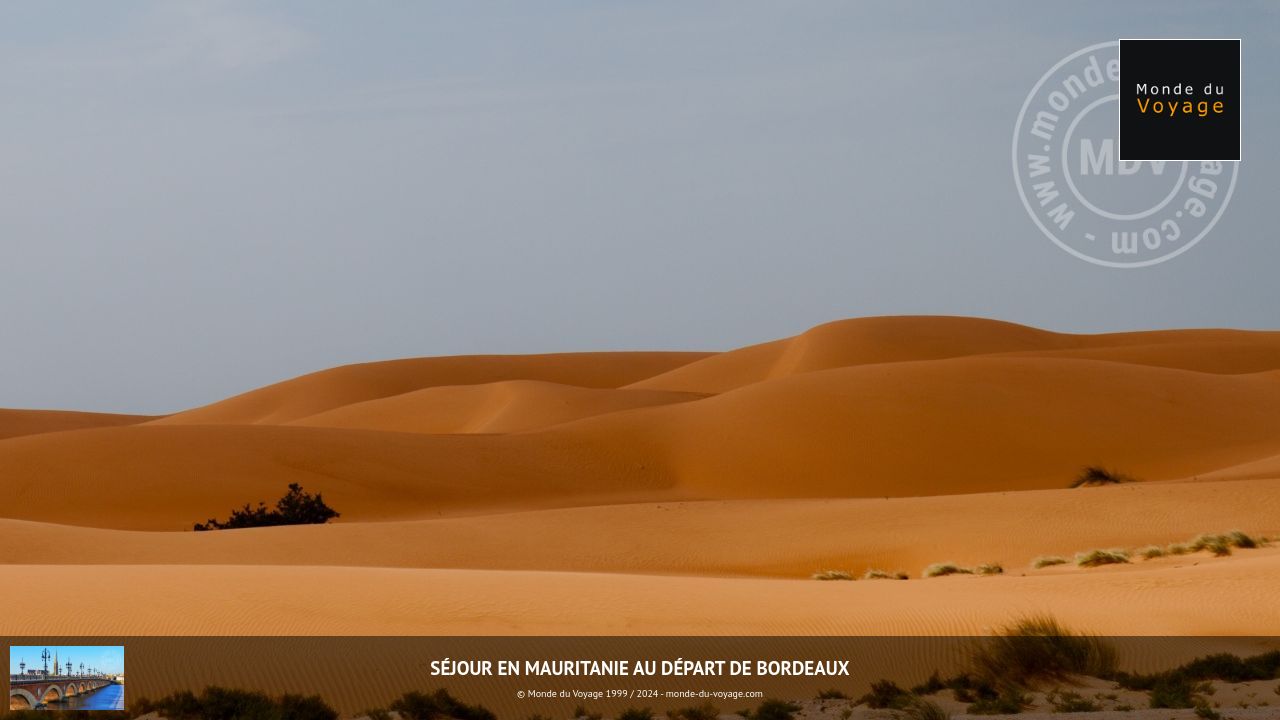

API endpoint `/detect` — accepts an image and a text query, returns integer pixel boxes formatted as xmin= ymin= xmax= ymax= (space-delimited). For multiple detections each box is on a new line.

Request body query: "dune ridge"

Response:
xmin=3 ymin=316 xmax=1280 ymax=637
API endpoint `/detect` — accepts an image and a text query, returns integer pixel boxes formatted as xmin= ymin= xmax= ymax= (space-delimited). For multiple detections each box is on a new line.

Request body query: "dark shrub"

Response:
xmin=391 ymin=689 xmax=496 ymax=720
xmin=970 ymin=615 xmax=1117 ymax=686
xmin=195 ymin=483 xmax=339 ymax=531
xmin=751 ymin=699 xmax=801 ymax=720
xmin=857 ymin=679 xmax=912 ymax=709
xmin=1071 ymin=466 xmax=1134 ymax=487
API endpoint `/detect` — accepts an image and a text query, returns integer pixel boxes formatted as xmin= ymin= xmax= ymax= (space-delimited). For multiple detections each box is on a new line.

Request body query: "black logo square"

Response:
xmin=1119 ymin=39 xmax=1240 ymax=161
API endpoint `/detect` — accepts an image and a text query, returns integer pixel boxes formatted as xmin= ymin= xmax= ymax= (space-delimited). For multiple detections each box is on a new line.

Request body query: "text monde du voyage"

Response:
xmin=430 ymin=659 xmax=851 ymax=677
xmin=1134 ymin=82 xmax=1229 ymax=118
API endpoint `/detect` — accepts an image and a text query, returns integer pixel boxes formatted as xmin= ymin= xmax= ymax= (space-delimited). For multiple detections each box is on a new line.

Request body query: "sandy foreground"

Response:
xmin=2 ymin=316 xmax=1279 ymax=638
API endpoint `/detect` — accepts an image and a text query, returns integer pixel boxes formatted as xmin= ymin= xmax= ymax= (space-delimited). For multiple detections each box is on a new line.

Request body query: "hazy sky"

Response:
xmin=3 ymin=1 xmax=1277 ymax=414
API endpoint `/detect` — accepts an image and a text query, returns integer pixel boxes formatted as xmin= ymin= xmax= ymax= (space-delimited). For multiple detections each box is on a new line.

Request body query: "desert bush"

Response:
xmin=1031 ymin=555 xmax=1068 ymax=569
xmin=574 ymin=705 xmax=603 ymax=720
xmin=1226 ymin=529 xmax=1260 ymax=548
xmin=970 ymin=615 xmax=1117 ymax=687
xmin=857 ymin=679 xmax=912 ymax=709
xmin=617 ymin=707 xmax=654 ymax=720
xmin=903 ymin=698 xmax=952 ymax=720
xmin=194 ymin=483 xmax=340 ymax=531
xmin=862 ymin=568 xmax=909 ymax=580
xmin=1139 ymin=544 xmax=1166 ymax=559
xmin=815 ymin=689 xmax=848 ymax=699
xmin=910 ymin=671 xmax=947 ymax=696
xmin=811 ymin=569 xmax=853 ymax=580
xmin=1148 ymin=675 xmax=1198 ymax=709
xmin=965 ymin=688 xmax=1028 ymax=715
xmin=392 ymin=690 xmax=495 ymax=720
xmin=1075 ymin=548 xmax=1130 ymax=567
xmin=750 ymin=699 xmax=800 ymax=720
xmin=1167 ymin=542 xmax=1193 ymax=555
xmin=1046 ymin=689 xmax=1101 ymax=712
xmin=1071 ymin=466 xmax=1133 ymax=488
xmin=128 ymin=686 xmax=338 ymax=720
xmin=1190 ymin=534 xmax=1233 ymax=556
xmin=923 ymin=562 xmax=973 ymax=578
xmin=1195 ymin=704 xmax=1223 ymax=719
xmin=975 ymin=562 xmax=1004 ymax=576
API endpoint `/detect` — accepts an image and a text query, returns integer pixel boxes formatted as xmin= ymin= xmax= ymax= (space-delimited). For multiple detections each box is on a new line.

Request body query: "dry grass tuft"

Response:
xmin=1075 ymin=548 xmax=1130 ymax=568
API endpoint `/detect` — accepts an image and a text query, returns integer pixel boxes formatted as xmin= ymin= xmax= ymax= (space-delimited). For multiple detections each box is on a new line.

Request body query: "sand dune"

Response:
xmin=0 ymin=408 xmax=152 ymax=441
xmin=3 ymin=478 xmax=1277 ymax=578
xmin=290 ymin=380 xmax=705 ymax=434
xmin=5 ymin=357 xmax=1280 ymax=530
xmin=4 ymin=316 xmax=1280 ymax=640
xmin=151 ymin=351 xmax=710 ymax=425
xmin=3 ymin=553 xmax=1279 ymax=636
xmin=629 ymin=316 xmax=1280 ymax=393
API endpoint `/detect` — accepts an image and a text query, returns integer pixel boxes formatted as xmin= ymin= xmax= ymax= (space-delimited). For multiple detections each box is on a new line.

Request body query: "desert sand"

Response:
xmin=3 ymin=316 xmax=1280 ymax=639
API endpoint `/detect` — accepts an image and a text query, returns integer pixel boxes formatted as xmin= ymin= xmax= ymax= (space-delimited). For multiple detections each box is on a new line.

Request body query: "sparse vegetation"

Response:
xmin=1139 ymin=544 xmax=1166 ymax=559
xmin=131 ymin=686 xmax=339 ymax=720
xmin=194 ymin=483 xmax=340 ymax=531
xmin=1190 ymin=533 xmax=1233 ymax=556
xmin=862 ymin=568 xmax=909 ymax=580
xmin=975 ymin=562 xmax=1004 ymax=576
xmin=965 ymin=688 xmax=1028 ymax=715
xmin=1046 ymin=689 xmax=1102 ymax=712
xmin=392 ymin=690 xmax=496 ymax=720
xmin=815 ymin=689 xmax=848 ymax=700
xmin=1031 ymin=555 xmax=1068 ymax=569
xmin=1070 ymin=465 xmax=1134 ymax=488
xmin=1075 ymin=548 xmax=1130 ymax=567
xmin=923 ymin=562 xmax=973 ymax=578
xmin=749 ymin=700 xmax=800 ymax=720
xmin=970 ymin=615 xmax=1118 ymax=686
xmin=903 ymin=698 xmax=951 ymax=720
xmin=857 ymin=679 xmax=913 ymax=710
xmin=617 ymin=708 xmax=654 ymax=720
xmin=573 ymin=705 xmax=603 ymax=720
xmin=1195 ymin=703 xmax=1224 ymax=719
xmin=810 ymin=569 xmax=854 ymax=581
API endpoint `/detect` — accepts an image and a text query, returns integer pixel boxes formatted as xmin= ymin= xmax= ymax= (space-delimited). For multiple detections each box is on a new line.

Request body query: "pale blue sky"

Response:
xmin=2 ymin=1 xmax=1277 ymax=414
xmin=9 ymin=645 xmax=124 ymax=675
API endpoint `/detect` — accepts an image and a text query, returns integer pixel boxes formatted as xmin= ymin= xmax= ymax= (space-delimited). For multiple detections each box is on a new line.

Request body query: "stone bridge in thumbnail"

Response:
xmin=9 ymin=675 xmax=117 ymax=710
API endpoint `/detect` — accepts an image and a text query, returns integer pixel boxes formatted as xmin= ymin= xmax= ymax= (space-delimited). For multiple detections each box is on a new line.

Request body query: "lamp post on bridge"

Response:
xmin=41 ymin=648 xmax=50 ymax=677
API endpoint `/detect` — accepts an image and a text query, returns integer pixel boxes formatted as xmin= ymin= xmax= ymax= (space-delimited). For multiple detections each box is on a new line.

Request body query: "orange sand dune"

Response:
xmin=0 ymin=423 xmax=672 ymax=530
xmin=3 ymin=478 xmax=1277 ymax=578
xmin=152 ymin=351 xmax=710 ymax=425
xmin=290 ymin=380 xmax=705 ymax=434
xmin=617 ymin=357 xmax=1280 ymax=499
xmin=991 ymin=339 xmax=1280 ymax=375
xmin=2 ymin=553 xmax=1278 ymax=636
xmin=4 ymin=357 xmax=1280 ymax=530
xmin=0 ymin=408 xmax=153 ymax=441
xmin=629 ymin=316 xmax=1280 ymax=393
xmin=5 ymin=316 xmax=1280 ymax=641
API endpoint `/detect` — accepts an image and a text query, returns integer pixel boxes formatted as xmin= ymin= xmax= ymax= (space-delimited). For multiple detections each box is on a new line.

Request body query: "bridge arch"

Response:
xmin=10 ymin=689 xmax=39 ymax=710
xmin=41 ymin=684 xmax=64 ymax=704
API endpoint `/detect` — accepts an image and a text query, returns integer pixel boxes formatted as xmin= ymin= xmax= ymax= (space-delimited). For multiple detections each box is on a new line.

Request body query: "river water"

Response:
xmin=58 ymin=683 xmax=125 ymax=710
